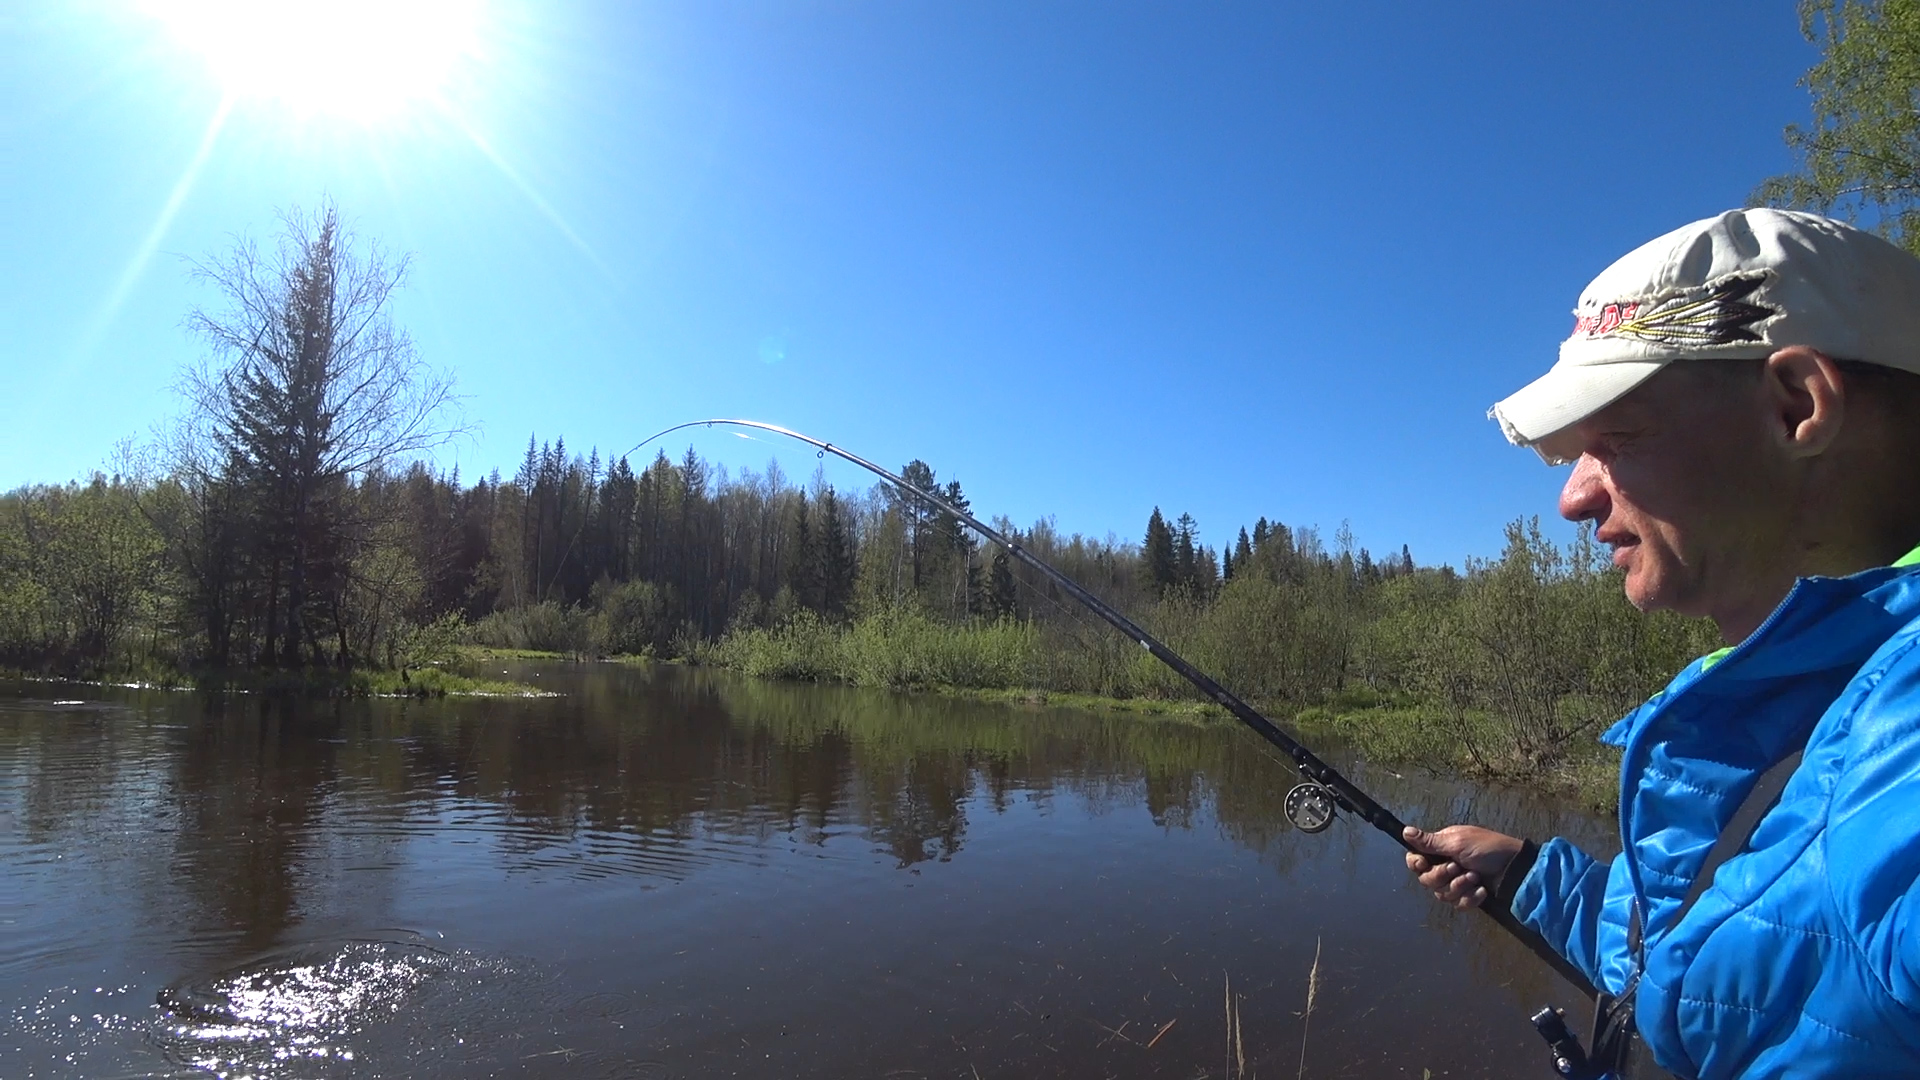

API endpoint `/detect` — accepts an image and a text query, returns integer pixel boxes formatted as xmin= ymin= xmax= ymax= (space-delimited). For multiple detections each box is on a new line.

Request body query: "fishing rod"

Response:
xmin=622 ymin=418 xmax=1598 ymax=1001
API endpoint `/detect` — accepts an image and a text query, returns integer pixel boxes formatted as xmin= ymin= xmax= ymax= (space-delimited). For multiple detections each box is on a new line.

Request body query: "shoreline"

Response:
xmin=592 ymin=651 xmax=1626 ymax=811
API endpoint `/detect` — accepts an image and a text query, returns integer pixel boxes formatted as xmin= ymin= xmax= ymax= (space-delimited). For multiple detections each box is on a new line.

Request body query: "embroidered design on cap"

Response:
xmin=1569 ymin=273 xmax=1774 ymax=349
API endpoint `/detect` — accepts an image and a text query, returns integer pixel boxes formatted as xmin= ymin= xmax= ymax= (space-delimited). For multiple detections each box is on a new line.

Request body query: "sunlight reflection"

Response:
xmin=441 ymin=106 xmax=609 ymax=275
xmin=75 ymin=95 xmax=233 ymax=362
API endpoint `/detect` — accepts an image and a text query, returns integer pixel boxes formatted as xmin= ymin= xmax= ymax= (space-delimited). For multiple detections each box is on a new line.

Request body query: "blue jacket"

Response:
xmin=1512 ymin=554 xmax=1920 ymax=1079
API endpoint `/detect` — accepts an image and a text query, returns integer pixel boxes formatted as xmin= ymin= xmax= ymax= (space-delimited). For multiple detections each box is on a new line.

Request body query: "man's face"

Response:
xmin=1535 ymin=363 xmax=1792 ymax=619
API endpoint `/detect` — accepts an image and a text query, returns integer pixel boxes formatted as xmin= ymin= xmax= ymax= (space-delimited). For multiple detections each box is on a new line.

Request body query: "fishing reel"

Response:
xmin=1283 ymin=782 xmax=1338 ymax=833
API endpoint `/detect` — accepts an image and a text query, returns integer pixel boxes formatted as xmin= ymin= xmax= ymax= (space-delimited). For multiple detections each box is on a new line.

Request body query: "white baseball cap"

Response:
xmin=1492 ymin=208 xmax=1920 ymax=460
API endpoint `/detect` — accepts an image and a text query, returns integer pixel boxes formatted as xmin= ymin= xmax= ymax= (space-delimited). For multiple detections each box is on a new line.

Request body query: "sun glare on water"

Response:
xmin=148 ymin=0 xmax=484 ymax=122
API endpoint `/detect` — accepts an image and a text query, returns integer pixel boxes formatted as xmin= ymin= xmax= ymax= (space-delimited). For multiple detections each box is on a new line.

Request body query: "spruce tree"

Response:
xmin=1174 ymin=512 xmax=1199 ymax=592
xmin=988 ymin=548 xmax=1017 ymax=619
xmin=787 ymin=492 xmax=822 ymax=613
xmin=1143 ymin=508 xmax=1175 ymax=596
xmin=818 ymin=486 xmax=856 ymax=618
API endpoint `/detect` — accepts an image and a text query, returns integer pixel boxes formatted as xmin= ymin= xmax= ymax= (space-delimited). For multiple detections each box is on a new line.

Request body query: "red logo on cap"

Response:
xmin=1573 ymin=302 xmax=1641 ymax=338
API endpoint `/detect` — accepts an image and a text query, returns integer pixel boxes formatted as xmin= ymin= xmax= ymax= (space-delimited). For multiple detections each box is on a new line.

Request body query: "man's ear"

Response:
xmin=1763 ymin=346 xmax=1846 ymax=458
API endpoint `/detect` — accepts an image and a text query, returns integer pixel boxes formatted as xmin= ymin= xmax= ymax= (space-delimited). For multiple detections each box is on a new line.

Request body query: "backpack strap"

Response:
xmin=1628 ymin=746 xmax=1806 ymax=956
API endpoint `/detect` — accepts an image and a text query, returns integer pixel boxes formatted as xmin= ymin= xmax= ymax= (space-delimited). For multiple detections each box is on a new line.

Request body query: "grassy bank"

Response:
xmin=702 ymin=607 xmax=1628 ymax=809
xmin=187 ymin=665 xmax=544 ymax=697
xmin=0 ymin=659 xmax=540 ymax=698
xmin=452 ymin=645 xmax=571 ymax=662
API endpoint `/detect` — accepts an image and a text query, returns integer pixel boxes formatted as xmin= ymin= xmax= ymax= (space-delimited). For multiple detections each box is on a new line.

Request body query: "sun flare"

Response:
xmin=148 ymin=0 xmax=484 ymax=122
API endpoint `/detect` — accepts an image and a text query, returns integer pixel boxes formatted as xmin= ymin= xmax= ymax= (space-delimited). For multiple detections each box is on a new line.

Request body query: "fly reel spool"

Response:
xmin=1283 ymin=782 xmax=1338 ymax=833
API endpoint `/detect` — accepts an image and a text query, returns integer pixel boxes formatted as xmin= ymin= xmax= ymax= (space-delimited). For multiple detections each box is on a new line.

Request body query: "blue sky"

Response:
xmin=1 ymin=2 xmax=1820 ymax=567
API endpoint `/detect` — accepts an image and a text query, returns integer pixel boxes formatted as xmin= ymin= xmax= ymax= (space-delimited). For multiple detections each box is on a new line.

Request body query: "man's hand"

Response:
xmin=1403 ymin=825 xmax=1526 ymax=909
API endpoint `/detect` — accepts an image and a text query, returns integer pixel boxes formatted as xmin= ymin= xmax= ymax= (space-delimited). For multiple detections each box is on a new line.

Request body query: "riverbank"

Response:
xmin=628 ymin=612 xmax=1629 ymax=811
xmin=892 ymin=679 xmax=1622 ymax=810
xmin=1 ymin=661 xmax=541 ymax=698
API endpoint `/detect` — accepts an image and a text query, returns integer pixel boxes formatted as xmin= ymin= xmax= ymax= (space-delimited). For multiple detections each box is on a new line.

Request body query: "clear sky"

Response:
xmin=1 ymin=1 xmax=1820 ymax=567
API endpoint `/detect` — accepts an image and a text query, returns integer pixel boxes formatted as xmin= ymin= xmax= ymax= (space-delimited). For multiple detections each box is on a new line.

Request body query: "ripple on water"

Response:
xmin=16 ymin=933 xmax=675 ymax=1079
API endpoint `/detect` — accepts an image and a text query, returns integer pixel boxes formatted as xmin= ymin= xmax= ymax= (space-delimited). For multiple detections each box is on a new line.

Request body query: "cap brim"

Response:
xmin=1490 ymin=360 xmax=1668 ymax=462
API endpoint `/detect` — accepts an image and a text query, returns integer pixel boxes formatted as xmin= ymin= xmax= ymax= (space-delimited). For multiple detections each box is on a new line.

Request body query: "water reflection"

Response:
xmin=1 ymin=664 xmax=1616 ymax=1078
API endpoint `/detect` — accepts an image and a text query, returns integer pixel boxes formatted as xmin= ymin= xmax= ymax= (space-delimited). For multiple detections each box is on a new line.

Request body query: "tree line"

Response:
xmin=0 ymin=203 xmax=1764 ymax=780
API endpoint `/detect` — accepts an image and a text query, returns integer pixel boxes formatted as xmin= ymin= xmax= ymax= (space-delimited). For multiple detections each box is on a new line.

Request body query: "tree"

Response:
xmin=987 ymin=547 xmax=1018 ymax=620
xmin=898 ymin=460 xmax=938 ymax=589
xmin=1173 ymin=512 xmax=1199 ymax=591
xmin=177 ymin=203 xmax=461 ymax=667
xmin=818 ymin=486 xmax=856 ymax=618
xmin=787 ymin=491 xmax=822 ymax=612
xmin=1142 ymin=508 xmax=1175 ymax=596
xmin=1755 ymin=0 xmax=1920 ymax=252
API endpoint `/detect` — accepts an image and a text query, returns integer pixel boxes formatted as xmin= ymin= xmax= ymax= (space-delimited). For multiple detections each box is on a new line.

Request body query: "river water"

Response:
xmin=2 ymin=661 xmax=1615 ymax=1079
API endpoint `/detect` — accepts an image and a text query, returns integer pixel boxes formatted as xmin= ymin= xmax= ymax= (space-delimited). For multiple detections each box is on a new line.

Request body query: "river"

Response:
xmin=2 ymin=661 xmax=1614 ymax=1078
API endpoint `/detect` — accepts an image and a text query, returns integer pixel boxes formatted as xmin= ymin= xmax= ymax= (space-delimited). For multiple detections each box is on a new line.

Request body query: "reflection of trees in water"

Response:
xmin=2 ymin=666 xmax=1615 ymax=998
xmin=167 ymin=696 xmax=345 ymax=952
xmin=868 ymin=754 xmax=969 ymax=866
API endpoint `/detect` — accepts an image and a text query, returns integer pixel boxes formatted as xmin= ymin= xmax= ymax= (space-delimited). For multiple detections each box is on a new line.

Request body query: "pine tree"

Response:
xmin=899 ymin=460 xmax=938 ymax=589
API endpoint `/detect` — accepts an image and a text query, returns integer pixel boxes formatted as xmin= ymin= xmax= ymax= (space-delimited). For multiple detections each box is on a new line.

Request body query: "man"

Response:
xmin=1403 ymin=208 xmax=1920 ymax=1079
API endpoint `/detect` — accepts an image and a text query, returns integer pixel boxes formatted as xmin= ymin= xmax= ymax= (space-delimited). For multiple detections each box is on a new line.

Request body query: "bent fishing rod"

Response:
xmin=622 ymin=419 xmax=1597 ymax=1001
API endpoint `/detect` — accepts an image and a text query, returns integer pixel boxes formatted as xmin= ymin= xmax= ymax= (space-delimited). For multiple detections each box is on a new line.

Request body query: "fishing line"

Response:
xmin=599 ymin=418 xmax=1597 ymax=999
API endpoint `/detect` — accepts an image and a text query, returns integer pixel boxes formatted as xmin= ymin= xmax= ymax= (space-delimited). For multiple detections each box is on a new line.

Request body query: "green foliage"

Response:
xmin=0 ymin=476 xmax=165 ymax=672
xmin=701 ymin=516 xmax=1716 ymax=799
xmin=1360 ymin=519 xmax=1717 ymax=774
xmin=590 ymin=578 xmax=671 ymax=656
xmin=393 ymin=612 xmax=469 ymax=669
xmin=1755 ymin=0 xmax=1920 ymax=252
xmin=712 ymin=606 xmax=1040 ymax=690
xmin=467 ymin=600 xmax=594 ymax=655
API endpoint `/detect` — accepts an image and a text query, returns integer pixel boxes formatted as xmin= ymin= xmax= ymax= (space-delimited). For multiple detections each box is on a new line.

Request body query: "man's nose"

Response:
xmin=1559 ymin=455 xmax=1609 ymax=523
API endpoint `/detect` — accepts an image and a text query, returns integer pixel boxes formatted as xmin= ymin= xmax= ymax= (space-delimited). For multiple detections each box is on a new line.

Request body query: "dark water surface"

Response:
xmin=2 ymin=662 xmax=1615 ymax=1079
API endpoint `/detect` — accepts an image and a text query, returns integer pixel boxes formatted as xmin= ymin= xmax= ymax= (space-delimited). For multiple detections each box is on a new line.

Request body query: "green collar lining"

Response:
xmin=1699 ymin=543 xmax=1920 ymax=671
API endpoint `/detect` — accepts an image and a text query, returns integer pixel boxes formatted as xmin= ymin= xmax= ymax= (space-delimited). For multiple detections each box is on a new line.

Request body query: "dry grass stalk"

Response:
xmin=1235 ymin=995 xmax=1248 ymax=1078
xmin=1297 ymin=937 xmax=1322 ymax=1080
xmin=1146 ymin=1019 xmax=1177 ymax=1049
xmin=1224 ymin=971 xmax=1233 ymax=1079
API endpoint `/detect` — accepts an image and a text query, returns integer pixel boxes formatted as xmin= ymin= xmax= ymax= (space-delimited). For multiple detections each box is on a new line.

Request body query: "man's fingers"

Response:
xmin=1452 ymin=886 xmax=1488 ymax=910
xmin=1443 ymin=871 xmax=1482 ymax=901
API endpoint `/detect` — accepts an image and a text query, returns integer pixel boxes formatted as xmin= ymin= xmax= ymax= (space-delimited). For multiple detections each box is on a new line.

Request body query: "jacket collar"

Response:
xmin=1599 ymin=553 xmax=1920 ymax=748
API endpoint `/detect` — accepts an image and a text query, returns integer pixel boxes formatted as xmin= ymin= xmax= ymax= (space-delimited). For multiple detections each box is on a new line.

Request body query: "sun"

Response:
xmin=147 ymin=0 xmax=485 ymax=122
